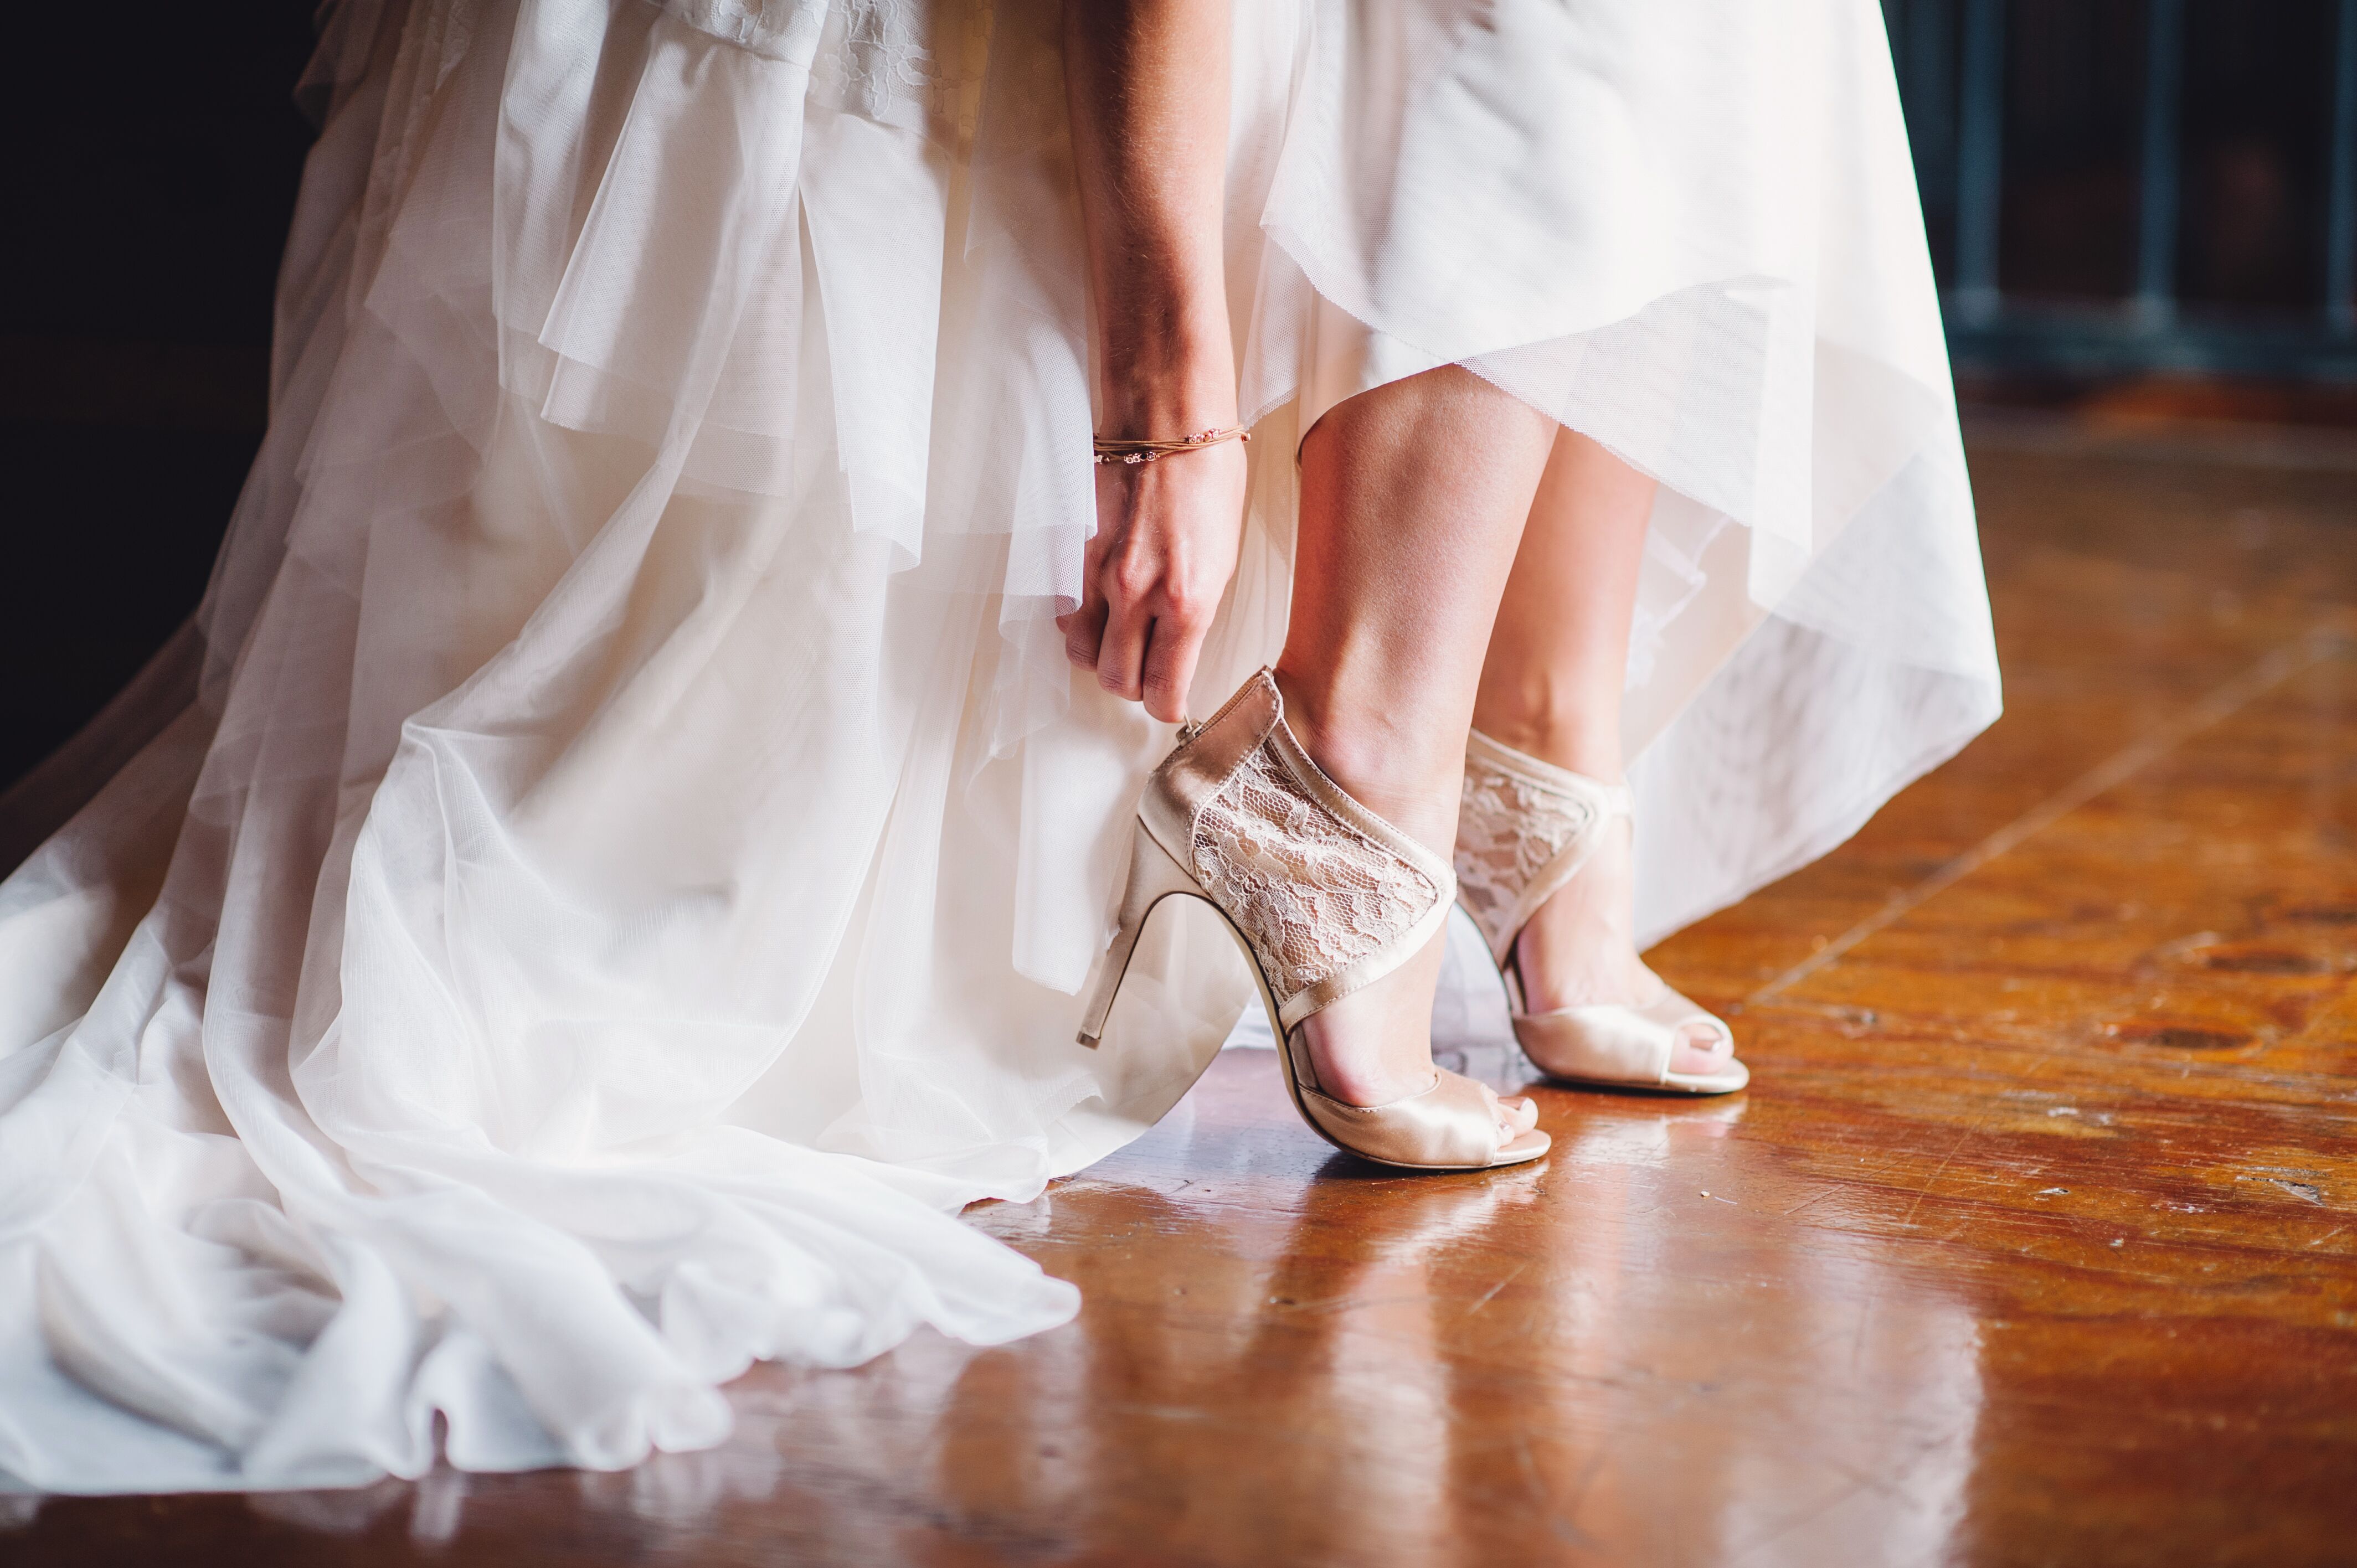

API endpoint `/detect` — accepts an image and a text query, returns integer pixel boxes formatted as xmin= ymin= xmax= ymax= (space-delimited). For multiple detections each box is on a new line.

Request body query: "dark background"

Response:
xmin=2 ymin=1 xmax=2351 ymax=796
xmin=0 ymin=6 xmax=315 ymax=790
xmin=1901 ymin=0 xmax=2348 ymax=310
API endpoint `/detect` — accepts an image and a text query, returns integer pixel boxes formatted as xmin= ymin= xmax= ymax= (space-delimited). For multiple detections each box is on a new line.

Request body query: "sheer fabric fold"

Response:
xmin=0 ymin=0 xmax=1995 ymax=1490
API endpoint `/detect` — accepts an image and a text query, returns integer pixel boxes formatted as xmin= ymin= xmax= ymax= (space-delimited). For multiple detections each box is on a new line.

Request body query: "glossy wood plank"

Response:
xmin=8 ymin=417 xmax=2357 ymax=1565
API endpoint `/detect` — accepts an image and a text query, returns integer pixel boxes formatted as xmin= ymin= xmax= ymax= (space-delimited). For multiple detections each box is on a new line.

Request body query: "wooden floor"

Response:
xmin=12 ymin=417 xmax=2357 ymax=1565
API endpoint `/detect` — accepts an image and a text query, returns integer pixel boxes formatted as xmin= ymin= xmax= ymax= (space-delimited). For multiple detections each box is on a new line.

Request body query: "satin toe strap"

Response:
xmin=1511 ymin=985 xmax=1741 ymax=1091
xmin=1295 ymin=1070 xmax=1546 ymax=1169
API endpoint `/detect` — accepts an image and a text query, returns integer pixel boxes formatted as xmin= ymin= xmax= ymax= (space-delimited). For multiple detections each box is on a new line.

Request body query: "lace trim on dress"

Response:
xmin=652 ymin=0 xmax=966 ymax=133
xmin=817 ymin=0 xmax=954 ymax=121
xmin=657 ymin=0 xmax=828 ymax=63
xmin=1190 ymin=745 xmax=1442 ymax=1007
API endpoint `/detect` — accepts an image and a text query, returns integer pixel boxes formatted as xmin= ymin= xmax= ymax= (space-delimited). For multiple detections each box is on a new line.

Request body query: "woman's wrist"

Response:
xmin=1098 ymin=396 xmax=1240 ymax=439
xmin=1093 ymin=290 xmax=1236 ymax=436
xmin=1097 ymin=378 xmax=1236 ymax=434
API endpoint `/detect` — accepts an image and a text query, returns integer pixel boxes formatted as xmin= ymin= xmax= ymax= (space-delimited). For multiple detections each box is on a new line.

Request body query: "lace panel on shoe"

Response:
xmin=1191 ymin=746 xmax=1441 ymax=1004
xmin=1455 ymin=759 xmax=1597 ymax=953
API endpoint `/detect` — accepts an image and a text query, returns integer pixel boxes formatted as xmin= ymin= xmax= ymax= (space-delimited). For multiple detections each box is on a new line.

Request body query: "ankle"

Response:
xmin=1470 ymin=683 xmax=1624 ymax=784
xmin=1269 ymin=663 xmax=1461 ymax=852
xmin=1293 ymin=938 xmax=1450 ymax=1107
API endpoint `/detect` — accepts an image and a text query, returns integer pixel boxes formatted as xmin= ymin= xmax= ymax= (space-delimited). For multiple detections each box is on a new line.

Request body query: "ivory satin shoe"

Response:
xmin=1455 ymin=729 xmax=1748 ymax=1095
xmin=1078 ymin=671 xmax=1548 ymax=1172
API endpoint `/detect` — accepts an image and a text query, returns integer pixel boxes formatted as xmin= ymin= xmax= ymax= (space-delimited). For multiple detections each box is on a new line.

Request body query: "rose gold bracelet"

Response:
xmin=1091 ymin=425 xmax=1251 ymax=465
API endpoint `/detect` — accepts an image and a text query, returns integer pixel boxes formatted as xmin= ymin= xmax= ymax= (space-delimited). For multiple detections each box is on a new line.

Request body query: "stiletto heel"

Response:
xmin=1077 ymin=825 xmax=1198 ymax=1048
xmin=1075 ymin=669 xmax=1548 ymax=1172
xmin=1456 ymin=729 xmax=1748 ymax=1095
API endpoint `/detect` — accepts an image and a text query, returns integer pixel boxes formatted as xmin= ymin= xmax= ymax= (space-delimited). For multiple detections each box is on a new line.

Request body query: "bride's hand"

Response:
xmin=1059 ymin=430 xmax=1246 ymax=724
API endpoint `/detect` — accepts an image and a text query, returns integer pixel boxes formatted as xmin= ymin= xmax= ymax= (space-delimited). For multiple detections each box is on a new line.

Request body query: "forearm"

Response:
xmin=1062 ymin=0 xmax=1235 ymax=434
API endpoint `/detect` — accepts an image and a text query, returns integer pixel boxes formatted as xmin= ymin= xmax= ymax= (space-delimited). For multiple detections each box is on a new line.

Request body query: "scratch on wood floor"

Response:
xmin=1465 ymin=1259 xmax=1530 ymax=1317
xmin=1898 ymin=1121 xmax=1983 ymax=1233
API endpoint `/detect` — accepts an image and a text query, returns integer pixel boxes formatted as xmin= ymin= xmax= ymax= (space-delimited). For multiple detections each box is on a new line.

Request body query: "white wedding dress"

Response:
xmin=0 ymin=0 xmax=1998 ymax=1491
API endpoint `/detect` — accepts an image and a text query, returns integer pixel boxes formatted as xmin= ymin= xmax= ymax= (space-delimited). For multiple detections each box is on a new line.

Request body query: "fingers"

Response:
xmin=1059 ymin=526 xmax=1110 ymax=670
xmin=1097 ymin=550 xmax=1210 ymax=719
xmin=1079 ymin=489 xmax=1177 ymax=709
xmin=1094 ymin=589 xmax=1152 ymax=704
xmin=1058 ymin=596 xmax=1107 ymax=670
xmin=1138 ymin=597 xmax=1206 ymax=725
xmin=1068 ymin=574 xmax=1204 ymax=723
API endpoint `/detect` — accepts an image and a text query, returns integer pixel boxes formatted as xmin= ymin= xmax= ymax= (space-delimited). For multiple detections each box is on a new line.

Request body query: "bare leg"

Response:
xmin=1473 ymin=431 xmax=1728 ymax=1072
xmin=1275 ymin=368 xmax=1555 ymax=1131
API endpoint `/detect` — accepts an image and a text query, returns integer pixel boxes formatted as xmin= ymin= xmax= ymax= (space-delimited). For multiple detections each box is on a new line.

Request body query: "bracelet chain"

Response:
xmin=1091 ymin=425 xmax=1252 ymax=465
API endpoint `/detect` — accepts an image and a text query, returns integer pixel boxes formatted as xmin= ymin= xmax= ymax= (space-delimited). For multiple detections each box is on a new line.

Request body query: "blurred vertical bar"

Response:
xmin=1903 ymin=0 xmax=1958 ymax=239
xmin=2328 ymin=0 xmax=2357 ymax=335
xmin=1954 ymin=0 xmax=2005 ymax=324
xmin=2134 ymin=0 xmax=2185 ymax=327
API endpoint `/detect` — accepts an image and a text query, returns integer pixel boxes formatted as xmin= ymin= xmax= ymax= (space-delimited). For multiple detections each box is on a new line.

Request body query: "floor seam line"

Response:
xmin=1744 ymin=626 xmax=2344 ymax=1007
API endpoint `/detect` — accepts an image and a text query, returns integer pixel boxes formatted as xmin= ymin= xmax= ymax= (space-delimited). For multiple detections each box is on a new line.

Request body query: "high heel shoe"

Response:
xmin=1455 ymin=729 xmax=1748 ymax=1095
xmin=1077 ymin=670 xmax=1549 ymax=1172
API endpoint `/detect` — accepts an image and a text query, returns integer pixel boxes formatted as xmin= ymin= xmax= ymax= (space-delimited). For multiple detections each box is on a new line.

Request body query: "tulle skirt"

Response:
xmin=0 ymin=0 xmax=1998 ymax=1490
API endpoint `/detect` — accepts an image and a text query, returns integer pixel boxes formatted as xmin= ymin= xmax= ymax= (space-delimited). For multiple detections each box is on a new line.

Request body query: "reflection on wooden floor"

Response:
xmin=11 ymin=419 xmax=2357 ymax=1565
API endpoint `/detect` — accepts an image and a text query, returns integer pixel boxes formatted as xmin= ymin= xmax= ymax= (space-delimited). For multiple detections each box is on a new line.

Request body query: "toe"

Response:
xmin=1490 ymin=1090 xmax=1539 ymax=1143
xmin=1669 ymin=1024 xmax=1732 ymax=1077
